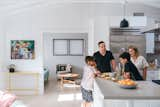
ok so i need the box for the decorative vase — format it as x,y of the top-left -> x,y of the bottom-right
8,64 -> 16,73
9,68 -> 15,73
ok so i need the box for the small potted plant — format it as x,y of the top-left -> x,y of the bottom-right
8,64 -> 16,73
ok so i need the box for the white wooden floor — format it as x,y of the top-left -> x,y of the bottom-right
19,80 -> 82,107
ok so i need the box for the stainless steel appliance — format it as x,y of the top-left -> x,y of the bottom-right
110,27 -> 146,62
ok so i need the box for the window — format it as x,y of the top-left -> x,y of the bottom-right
53,39 -> 84,56
69,39 -> 84,56
53,39 -> 68,55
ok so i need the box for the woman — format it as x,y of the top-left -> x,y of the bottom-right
128,45 -> 149,80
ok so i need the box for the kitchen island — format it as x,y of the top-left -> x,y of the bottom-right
93,78 -> 160,107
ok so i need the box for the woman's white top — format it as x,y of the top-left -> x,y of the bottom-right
131,56 -> 149,77
81,65 -> 96,91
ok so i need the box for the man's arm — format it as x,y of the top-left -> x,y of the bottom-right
111,59 -> 116,72
143,67 -> 147,80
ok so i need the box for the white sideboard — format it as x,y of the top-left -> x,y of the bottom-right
7,71 -> 40,95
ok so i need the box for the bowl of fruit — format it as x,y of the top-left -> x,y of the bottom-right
118,79 -> 137,89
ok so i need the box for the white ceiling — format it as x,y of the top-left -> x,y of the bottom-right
1,0 -> 160,8
0,0 -> 160,15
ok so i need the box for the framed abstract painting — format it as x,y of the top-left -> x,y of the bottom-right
11,40 -> 35,59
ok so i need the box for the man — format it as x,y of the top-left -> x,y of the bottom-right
93,41 -> 116,73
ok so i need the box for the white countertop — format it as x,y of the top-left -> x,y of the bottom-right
95,78 -> 160,100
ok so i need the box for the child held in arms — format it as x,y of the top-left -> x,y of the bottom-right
81,56 -> 99,107
119,52 -> 143,81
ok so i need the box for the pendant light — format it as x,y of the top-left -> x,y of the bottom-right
120,0 -> 129,28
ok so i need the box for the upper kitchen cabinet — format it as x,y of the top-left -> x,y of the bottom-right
109,16 -> 147,27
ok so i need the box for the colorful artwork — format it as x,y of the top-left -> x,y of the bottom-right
11,40 -> 35,59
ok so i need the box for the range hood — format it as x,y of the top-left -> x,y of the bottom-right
142,23 -> 160,33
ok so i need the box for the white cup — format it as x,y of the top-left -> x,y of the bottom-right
109,72 -> 115,77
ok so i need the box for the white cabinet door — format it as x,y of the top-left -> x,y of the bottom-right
147,70 -> 160,81
134,100 -> 150,107
149,100 -> 160,107
93,81 -> 104,107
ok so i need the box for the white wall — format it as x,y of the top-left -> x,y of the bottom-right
3,4 -> 89,94
4,11 -> 44,95
4,4 -> 89,72
0,20 -> 5,72
88,19 -> 94,55
93,16 -> 110,51
0,18 -> 6,90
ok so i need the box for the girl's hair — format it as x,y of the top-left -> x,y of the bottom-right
85,56 -> 95,63
128,45 -> 139,57
119,52 -> 131,61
